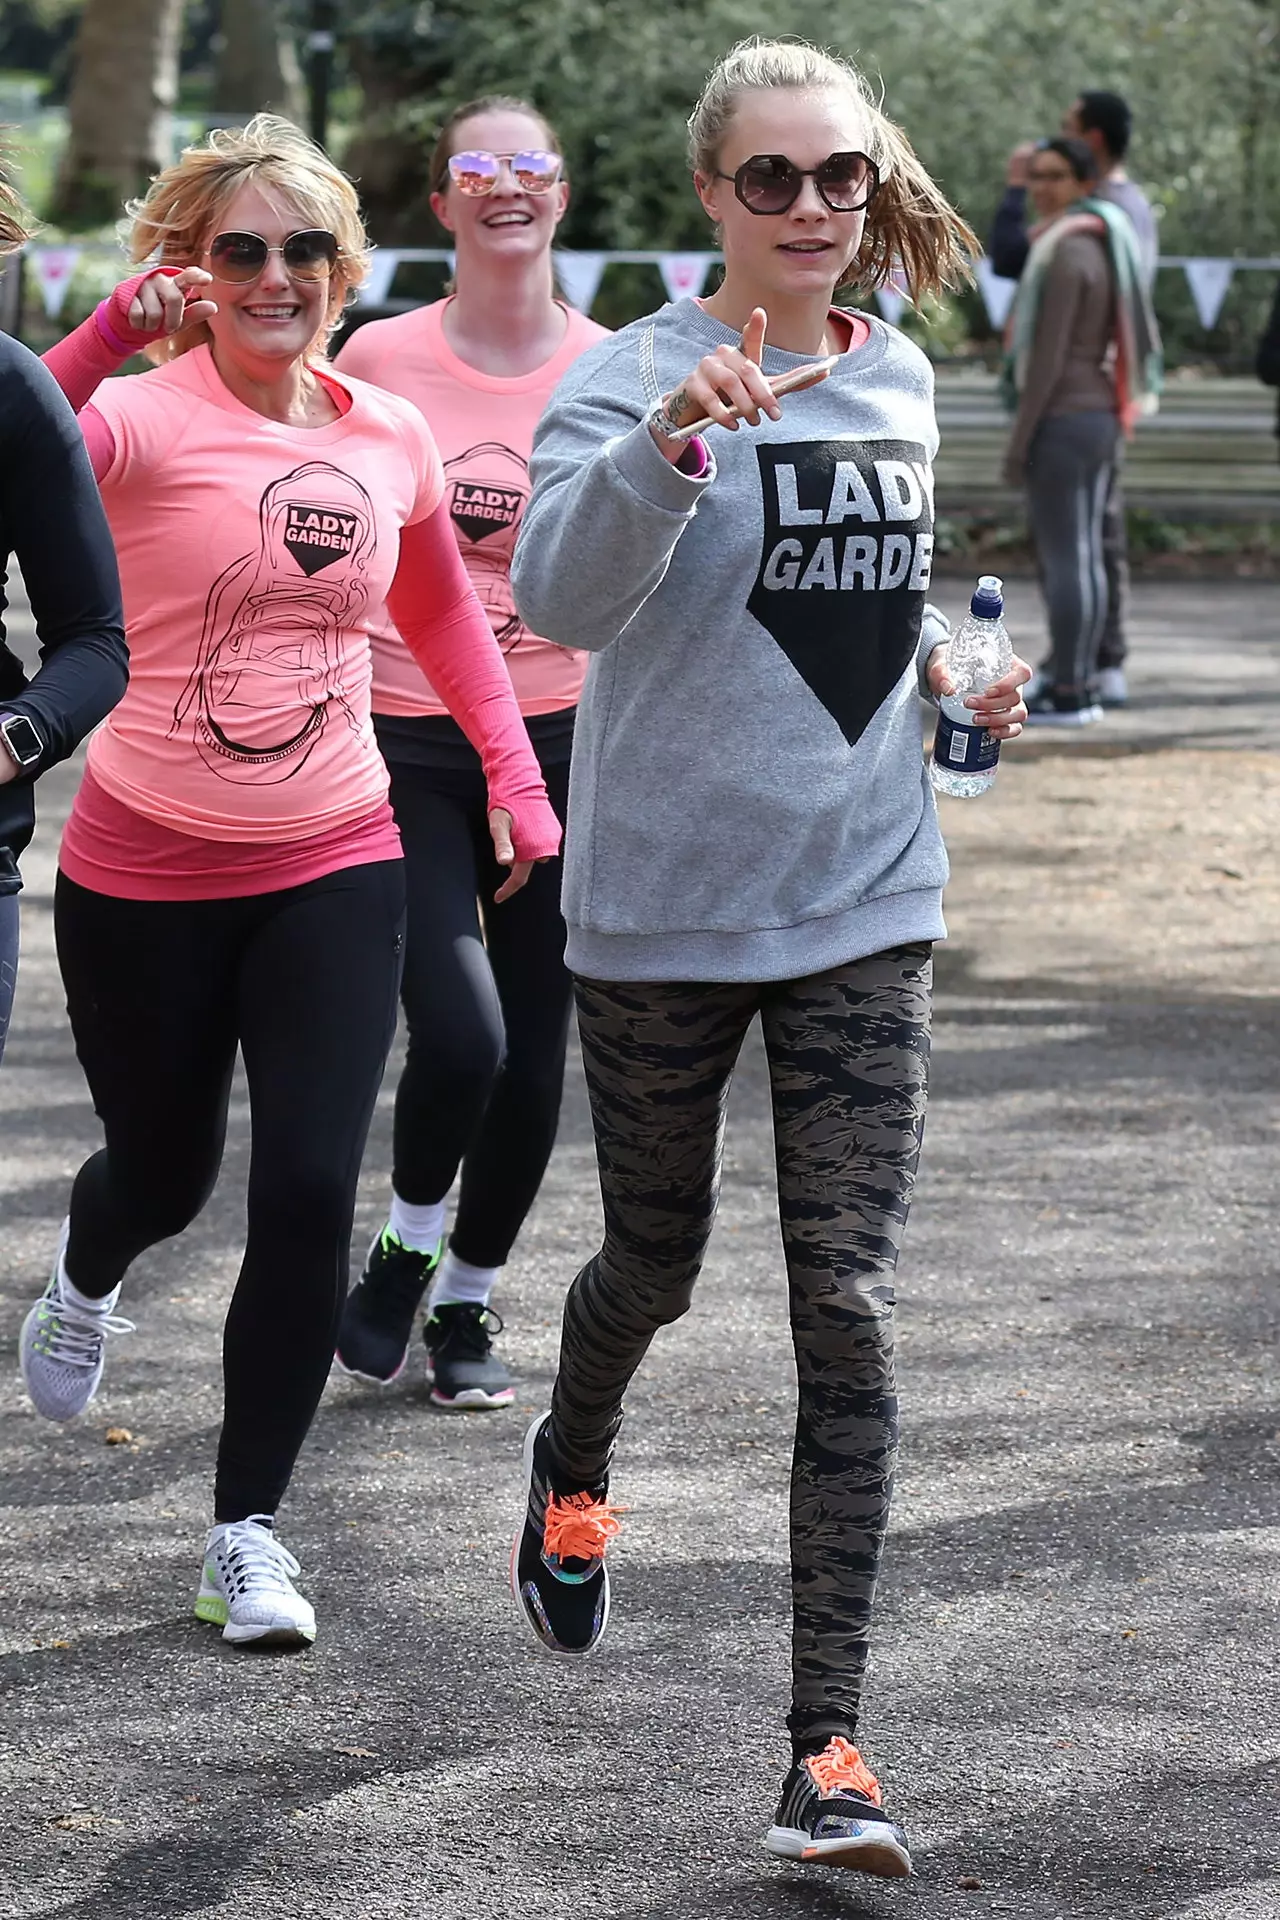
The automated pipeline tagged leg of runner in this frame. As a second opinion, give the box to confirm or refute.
[424,756,573,1410]
[25,861,404,1649]
[336,766,500,1386]
[215,859,404,1598]
[760,944,931,1880]
[510,975,756,1657]
[0,890,19,1066]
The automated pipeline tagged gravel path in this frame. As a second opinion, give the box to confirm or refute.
[2,581,1277,1919]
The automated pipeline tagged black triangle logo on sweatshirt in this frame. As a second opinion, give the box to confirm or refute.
[747,439,935,747]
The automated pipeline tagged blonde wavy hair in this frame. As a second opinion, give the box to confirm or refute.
[0,159,30,256]
[126,115,371,362]
[688,38,978,300]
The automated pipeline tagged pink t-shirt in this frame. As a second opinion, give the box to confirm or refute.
[82,345,444,841]
[335,299,609,718]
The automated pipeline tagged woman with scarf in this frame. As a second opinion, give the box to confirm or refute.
[1002,136,1160,727]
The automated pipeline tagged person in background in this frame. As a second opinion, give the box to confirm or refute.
[0,165,127,1065]
[1003,137,1159,728]
[1257,274,1280,455]
[333,96,609,1410]
[990,91,1159,709]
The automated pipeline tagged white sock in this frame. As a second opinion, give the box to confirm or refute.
[428,1250,500,1313]
[60,1261,121,1316]
[386,1193,447,1255]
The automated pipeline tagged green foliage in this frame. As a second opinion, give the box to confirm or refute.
[344,0,1280,263]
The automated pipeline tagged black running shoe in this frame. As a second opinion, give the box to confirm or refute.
[764,1738,911,1877]
[335,1230,440,1384]
[423,1301,515,1410]
[510,1413,622,1657]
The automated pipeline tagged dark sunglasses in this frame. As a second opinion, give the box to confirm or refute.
[206,228,341,284]
[447,149,563,196]
[719,151,880,216]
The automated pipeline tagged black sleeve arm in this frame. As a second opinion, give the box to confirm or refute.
[1256,278,1280,387]
[0,344,127,779]
[988,187,1030,282]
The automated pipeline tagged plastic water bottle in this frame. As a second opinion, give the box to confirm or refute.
[929,575,1011,798]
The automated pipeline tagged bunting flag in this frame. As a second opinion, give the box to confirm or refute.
[975,257,1019,330]
[1182,258,1235,331]
[359,250,401,307]
[658,252,715,302]
[554,250,607,313]
[32,246,81,318]
[874,264,911,327]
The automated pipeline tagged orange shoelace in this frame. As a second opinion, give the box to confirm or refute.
[805,1737,884,1805]
[543,1489,624,1566]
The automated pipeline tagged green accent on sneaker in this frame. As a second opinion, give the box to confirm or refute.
[195,1566,230,1628]
[381,1228,442,1263]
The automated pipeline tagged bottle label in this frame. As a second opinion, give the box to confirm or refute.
[933,710,1000,775]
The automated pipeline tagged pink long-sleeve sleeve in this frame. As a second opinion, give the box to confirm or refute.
[43,269,185,480]
[385,504,563,863]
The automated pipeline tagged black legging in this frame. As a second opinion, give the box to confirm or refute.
[385,754,572,1269]
[54,859,405,1522]
[0,890,17,1066]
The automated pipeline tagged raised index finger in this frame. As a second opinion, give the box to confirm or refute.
[741,306,768,366]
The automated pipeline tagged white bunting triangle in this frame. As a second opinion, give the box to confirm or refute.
[359,250,401,307]
[658,252,715,302]
[975,257,1019,330]
[554,250,607,313]
[1183,258,1234,331]
[33,245,81,318]
[874,265,911,327]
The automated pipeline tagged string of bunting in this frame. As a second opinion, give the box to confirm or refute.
[13,244,1280,333]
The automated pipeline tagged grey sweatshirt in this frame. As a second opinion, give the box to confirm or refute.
[510,299,950,982]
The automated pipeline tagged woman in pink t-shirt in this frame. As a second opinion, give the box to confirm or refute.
[332,98,608,1408]
[20,116,560,1648]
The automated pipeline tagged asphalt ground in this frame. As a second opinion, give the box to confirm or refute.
[1,580,1277,1919]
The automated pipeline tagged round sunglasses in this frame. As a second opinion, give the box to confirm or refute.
[719,152,880,217]
[205,228,341,284]
[447,149,563,196]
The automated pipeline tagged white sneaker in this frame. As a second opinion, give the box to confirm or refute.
[195,1516,317,1647]
[19,1221,135,1421]
[1095,667,1128,706]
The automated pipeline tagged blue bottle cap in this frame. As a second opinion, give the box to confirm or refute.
[970,573,1004,618]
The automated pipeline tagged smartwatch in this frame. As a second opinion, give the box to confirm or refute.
[0,711,45,772]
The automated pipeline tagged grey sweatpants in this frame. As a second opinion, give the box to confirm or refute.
[547,945,933,1751]
[1025,410,1122,692]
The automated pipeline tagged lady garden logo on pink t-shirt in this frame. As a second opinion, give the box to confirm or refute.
[171,461,378,785]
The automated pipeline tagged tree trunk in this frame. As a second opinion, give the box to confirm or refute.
[52,0,186,229]
[214,0,304,124]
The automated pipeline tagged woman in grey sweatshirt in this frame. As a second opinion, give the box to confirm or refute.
[508,36,1029,1877]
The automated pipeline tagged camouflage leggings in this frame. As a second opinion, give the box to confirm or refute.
[547,943,932,1750]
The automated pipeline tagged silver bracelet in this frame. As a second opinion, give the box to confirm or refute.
[646,397,687,443]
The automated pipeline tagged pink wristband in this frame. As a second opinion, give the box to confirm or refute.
[93,302,137,358]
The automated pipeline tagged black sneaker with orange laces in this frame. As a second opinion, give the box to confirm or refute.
[764,1738,912,1877]
[510,1412,623,1657]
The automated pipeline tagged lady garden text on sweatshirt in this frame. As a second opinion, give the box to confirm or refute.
[510,298,951,982]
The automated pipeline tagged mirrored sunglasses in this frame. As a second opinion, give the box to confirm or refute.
[447,149,563,196]
[206,228,341,283]
[721,151,880,216]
